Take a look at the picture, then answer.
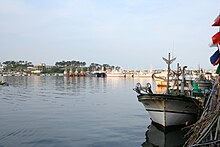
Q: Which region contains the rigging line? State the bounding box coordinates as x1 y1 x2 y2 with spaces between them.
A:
204 82 219 110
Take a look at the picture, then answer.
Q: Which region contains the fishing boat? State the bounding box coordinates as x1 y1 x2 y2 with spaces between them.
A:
105 70 125 77
87 73 98 77
133 70 153 78
134 53 203 127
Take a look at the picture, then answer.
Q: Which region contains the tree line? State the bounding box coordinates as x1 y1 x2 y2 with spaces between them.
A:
55 60 86 67
1 60 121 72
1 60 33 72
2 60 33 67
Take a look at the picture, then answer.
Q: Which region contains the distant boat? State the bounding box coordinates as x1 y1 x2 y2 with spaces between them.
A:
87 73 98 77
74 69 79 77
133 70 153 78
63 70 68 76
152 71 175 87
87 72 106 77
0 81 9 86
106 70 125 77
79 71 86 77
134 53 203 127
68 69 74 77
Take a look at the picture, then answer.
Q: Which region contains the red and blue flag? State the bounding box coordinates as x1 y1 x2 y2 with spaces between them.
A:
210 50 220 66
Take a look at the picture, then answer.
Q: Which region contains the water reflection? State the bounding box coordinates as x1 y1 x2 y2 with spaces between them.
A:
142 122 188 147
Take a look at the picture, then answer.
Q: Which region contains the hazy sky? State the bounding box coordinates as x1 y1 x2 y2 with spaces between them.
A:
0 0 220 70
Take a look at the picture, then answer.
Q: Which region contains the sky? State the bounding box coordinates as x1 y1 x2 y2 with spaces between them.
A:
0 0 220 70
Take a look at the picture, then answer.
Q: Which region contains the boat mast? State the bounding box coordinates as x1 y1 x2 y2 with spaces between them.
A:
181 66 187 94
162 53 176 94
176 63 180 95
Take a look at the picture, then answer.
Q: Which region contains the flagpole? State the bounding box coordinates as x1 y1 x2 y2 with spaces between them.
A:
217 21 220 78
217 17 220 81
216 17 220 81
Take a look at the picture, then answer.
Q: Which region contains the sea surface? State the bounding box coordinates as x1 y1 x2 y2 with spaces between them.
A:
0 76 186 147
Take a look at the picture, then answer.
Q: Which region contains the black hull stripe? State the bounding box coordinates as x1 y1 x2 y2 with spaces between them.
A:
138 94 200 103
145 109 197 115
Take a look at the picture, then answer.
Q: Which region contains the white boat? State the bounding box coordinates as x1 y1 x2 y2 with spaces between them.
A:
106 70 125 77
134 53 203 127
133 70 153 78
136 92 201 127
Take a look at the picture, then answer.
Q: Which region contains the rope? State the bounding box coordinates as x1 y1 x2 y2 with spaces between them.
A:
185 82 220 146
190 139 220 146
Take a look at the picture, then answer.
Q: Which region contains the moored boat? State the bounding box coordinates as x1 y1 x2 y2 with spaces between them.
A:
137 92 201 127
87 73 97 77
133 70 153 78
106 70 125 77
134 53 203 127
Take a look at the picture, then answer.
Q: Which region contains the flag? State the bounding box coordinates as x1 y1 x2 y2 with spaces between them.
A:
212 15 220 26
209 32 220 47
212 32 220 44
213 57 220 66
210 50 220 65
216 64 220 74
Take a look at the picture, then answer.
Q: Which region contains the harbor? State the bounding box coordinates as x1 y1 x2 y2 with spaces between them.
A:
1 52 220 146
1 1 220 147
0 67 217 146
0 57 219 146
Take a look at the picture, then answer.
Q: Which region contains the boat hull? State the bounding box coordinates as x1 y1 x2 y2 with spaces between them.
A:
138 94 201 127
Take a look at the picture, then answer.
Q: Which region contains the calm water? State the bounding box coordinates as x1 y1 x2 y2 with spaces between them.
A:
0 76 185 147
